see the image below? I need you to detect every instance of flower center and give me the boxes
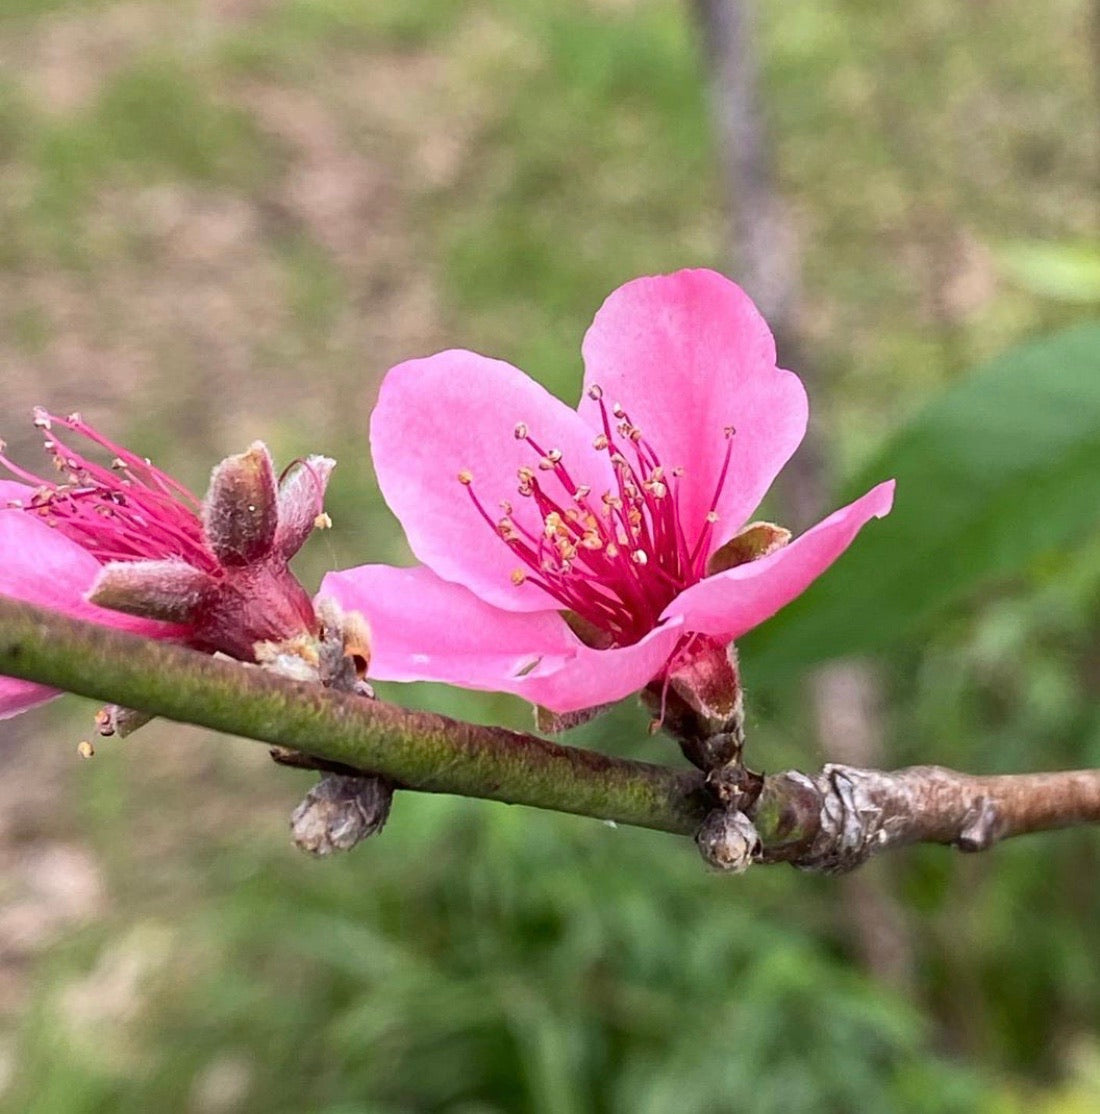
[461,386,734,647]
[0,409,219,574]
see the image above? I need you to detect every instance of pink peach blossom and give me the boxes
[0,411,332,718]
[322,269,894,715]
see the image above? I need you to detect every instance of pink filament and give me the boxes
[463,388,734,647]
[0,410,219,574]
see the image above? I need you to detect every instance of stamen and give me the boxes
[2,410,216,572]
[462,396,741,647]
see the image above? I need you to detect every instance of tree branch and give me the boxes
[0,598,1096,869]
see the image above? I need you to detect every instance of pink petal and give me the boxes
[371,350,615,612]
[0,511,186,716]
[660,481,895,640]
[0,510,186,636]
[515,620,685,714]
[0,677,59,719]
[319,563,577,686]
[0,481,34,505]
[319,563,684,714]
[579,269,809,550]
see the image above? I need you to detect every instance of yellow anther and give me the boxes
[457,469,474,485]
[511,569,527,585]
[313,512,333,530]
[631,549,648,565]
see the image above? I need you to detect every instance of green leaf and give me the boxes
[742,322,1100,676]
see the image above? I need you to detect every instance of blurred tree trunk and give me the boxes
[692,0,915,990]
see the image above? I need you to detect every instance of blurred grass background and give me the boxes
[0,0,1098,1110]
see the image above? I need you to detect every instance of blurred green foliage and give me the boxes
[997,241,1100,304]
[746,323,1100,674]
[0,0,1097,1112]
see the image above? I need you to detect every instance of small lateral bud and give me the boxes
[696,808,761,873]
[291,775,393,856]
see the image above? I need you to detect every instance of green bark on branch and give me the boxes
[0,598,1097,870]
